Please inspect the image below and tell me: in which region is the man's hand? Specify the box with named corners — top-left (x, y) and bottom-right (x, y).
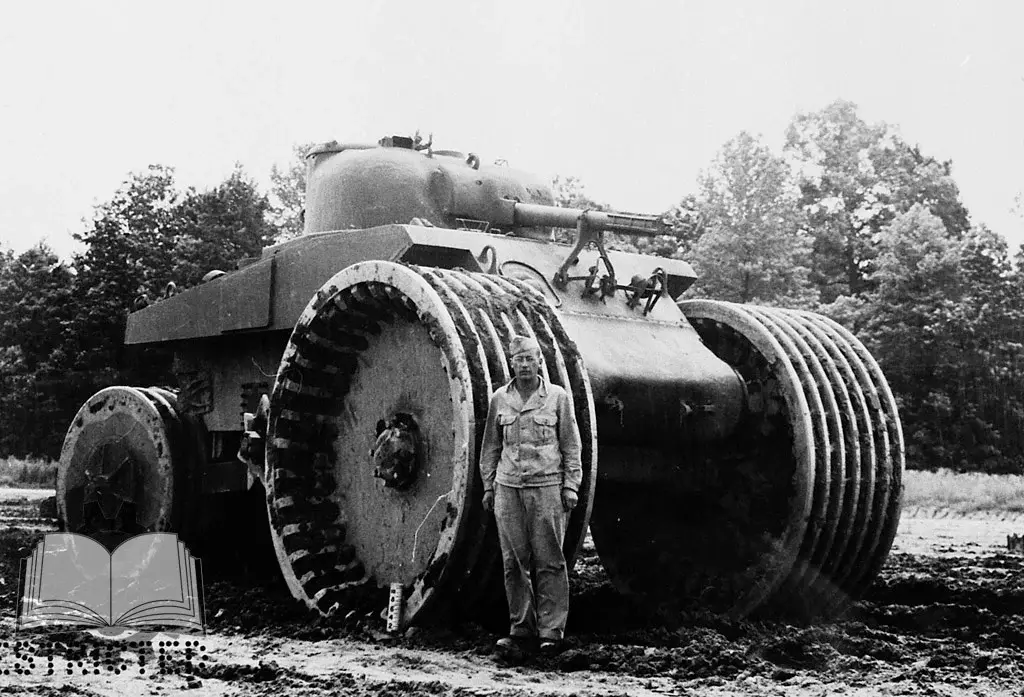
top-left (482, 491), bottom-right (495, 513)
top-left (561, 488), bottom-right (578, 512)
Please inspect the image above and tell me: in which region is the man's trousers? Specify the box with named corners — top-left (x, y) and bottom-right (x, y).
top-left (493, 483), bottom-right (569, 641)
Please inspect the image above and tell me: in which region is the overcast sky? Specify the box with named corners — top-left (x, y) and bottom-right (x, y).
top-left (1, 0), bottom-right (1021, 260)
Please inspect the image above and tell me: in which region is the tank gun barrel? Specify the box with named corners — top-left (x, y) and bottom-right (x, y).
top-left (506, 201), bottom-right (665, 237)
top-left (498, 200), bottom-right (668, 296)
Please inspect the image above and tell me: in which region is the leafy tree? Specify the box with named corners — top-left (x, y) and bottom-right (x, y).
top-left (548, 174), bottom-right (623, 248)
top-left (686, 132), bottom-right (816, 306)
top-left (70, 165), bottom-right (179, 376)
top-left (784, 100), bottom-right (970, 302)
top-left (269, 142), bottom-right (315, 240)
top-left (851, 205), bottom-right (965, 467)
top-left (0, 244), bottom-right (78, 456)
top-left (953, 225), bottom-right (1024, 468)
top-left (0, 163), bottom-right (279, 458)
top-left (0, 244), bottom-right (76, 372)
top-left (169, 165), bottom-right (276, 286)
top-left (884, 144), bottom-right (971, 236)
top-left (69, 163), bottom-right (273, 376)
top-left (550, 175), bottom-right (608, 211)
top-left (839, 205), bottom-right (1024, 471)
top-left (655, 193), bottom-right (707, 261)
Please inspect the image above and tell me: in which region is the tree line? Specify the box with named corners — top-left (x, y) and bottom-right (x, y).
top-left (0, 165), bottom-right (278, 456)
top-left (2, 100), bottom-right (1023, 473)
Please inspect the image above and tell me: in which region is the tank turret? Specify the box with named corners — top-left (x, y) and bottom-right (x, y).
top-left (304, 136), bottom-right (557, 239)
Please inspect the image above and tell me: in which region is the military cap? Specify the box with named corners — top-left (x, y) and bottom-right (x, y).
top-left (508, 335), bottom-right (540, 357)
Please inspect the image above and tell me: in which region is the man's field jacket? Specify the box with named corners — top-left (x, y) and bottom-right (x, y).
top-left (479, 376), bottom-right (583, 493)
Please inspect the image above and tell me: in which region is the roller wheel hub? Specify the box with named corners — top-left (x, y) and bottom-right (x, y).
top-left (57, 386), bottom-right (191, 547)
top-left (82, 447), bottom-right (135, 522)
top-left (371, 414), bottom-right (420, 490)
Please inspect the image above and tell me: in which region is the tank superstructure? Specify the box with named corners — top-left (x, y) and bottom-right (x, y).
top-left (55, 135), bottom-right (905, 627)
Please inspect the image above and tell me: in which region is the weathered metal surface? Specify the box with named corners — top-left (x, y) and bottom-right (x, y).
top-left (510, 203), bottom-right (664, 237)
top-left (797, 312), bottom-right (904, 612)
top-left (265, 262), bottom-right (474, 624)
top-left (747, 308), bottom-right (844, 613)
top-left (125, 225), bottom-right (697, 348)
top-left (304, 142), bottom-right (555, 237)
top-left (370, 415), bottom-right (420, 489)
top-left (220, 257), bottom-right (275, 332)
top-left (125, 257), bottom-right (275, 344)
top-left (555, 312), bottom-right (746, 450)
top-left (57, 386), bottom-right (179, 534)
top-left (171, 336), bottom-right (284, 432)
top-left (758, 308), bottom-right (854, 608)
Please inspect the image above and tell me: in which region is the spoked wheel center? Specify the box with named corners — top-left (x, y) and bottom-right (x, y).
top-left (77, 441), bottom-right (140, 532)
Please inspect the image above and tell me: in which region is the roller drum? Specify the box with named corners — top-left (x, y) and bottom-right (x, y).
top-left (672, 301), bottom-right (904, 616)
top-left (264, 261), bottom-right (597, 627)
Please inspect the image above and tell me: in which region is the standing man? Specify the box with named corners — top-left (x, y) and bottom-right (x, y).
top-left (479, 335), bottom-right (583, 656)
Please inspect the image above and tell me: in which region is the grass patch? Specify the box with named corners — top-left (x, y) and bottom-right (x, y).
top-left (2, 457), bottom-right (1022, 513)
top-left (903, 469), bottom-right (1024, 515)
top-left (0, 456), bottom-right (57, 489)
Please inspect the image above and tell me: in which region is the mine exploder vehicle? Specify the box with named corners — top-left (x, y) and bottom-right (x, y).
top-left (55, 134), bottom-right (904, 628)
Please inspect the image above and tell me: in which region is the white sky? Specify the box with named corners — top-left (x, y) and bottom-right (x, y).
top-left (1, 0), bottom-right (1022, 260)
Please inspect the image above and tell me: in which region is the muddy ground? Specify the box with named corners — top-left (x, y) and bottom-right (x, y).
top-left (1, 493), bottom-right (1023, 696)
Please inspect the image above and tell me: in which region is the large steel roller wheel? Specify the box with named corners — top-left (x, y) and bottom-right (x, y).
top-left (664, 300), bottom-right (904, 617)
top-left (265, 261), bottom-right (597, 626)
top-left (57, 386), bottom-right (194, 549)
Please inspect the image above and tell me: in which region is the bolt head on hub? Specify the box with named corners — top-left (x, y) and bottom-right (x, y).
top-left (371, 414), bottom-right (419, 489)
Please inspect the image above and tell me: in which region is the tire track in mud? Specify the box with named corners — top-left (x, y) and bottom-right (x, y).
top-left (3, 492), bottom-right (1024, 696)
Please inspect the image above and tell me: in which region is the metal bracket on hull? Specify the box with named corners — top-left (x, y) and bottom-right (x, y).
top-left (553, 215), bottom-right (668, 314)
top-left (552, 213), bottom-right (618, 299)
